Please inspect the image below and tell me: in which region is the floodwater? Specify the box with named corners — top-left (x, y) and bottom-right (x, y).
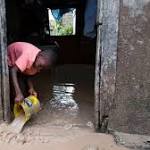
top-left (0, 64), bottom-right (95, 143)
top-left (32, 64), bottom-right (95, 127)
top-left (0, 64), bottom-right (129, 150)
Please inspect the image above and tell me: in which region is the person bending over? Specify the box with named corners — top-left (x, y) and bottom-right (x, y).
top-left (7, 42), bottom-right (59, 103)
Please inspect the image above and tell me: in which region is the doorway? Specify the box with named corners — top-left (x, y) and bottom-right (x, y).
top-left (0, 0), bottom-right (120, 134)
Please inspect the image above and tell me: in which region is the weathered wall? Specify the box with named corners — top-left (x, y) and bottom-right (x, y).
top-left (109, 0), bottom-right (150, 134)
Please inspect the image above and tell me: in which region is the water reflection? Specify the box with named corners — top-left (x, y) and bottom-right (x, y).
top-left (49, 83), bottom-right (79, 116)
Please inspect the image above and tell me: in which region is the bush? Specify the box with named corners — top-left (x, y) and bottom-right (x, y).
top-left (56, 21), bottom-right (73, 36)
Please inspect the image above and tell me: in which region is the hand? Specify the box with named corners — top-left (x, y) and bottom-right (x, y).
top-left (15, 93), bottom-right (24, 103)
top-left (28, 88), bottom-right (38, 97)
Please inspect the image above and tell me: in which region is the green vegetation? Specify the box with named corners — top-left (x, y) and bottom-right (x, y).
top-left (55, 21), bottom-right (73, 36)
top-left (50, 20), bottom-right (73, 36)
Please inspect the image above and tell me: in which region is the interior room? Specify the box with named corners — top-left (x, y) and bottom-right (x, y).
top-left (5, 0), bottom-right (97, 141)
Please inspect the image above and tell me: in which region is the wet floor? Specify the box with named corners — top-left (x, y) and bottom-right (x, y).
top-left (32, 64), bottom-right (95, 127)
top-left (0, 64), bottom-right (96, 144)
top-left (0, 64), bottom-right (130, 149)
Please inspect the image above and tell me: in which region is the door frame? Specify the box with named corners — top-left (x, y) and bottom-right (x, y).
top-left (95, 0), bottom-right (120, 132)
top-left (0, 0), bottom-right (120, 127)
top-left (0, 0), bottom-right (11, 122)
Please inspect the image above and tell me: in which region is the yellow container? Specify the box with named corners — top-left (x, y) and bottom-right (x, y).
top-left (14, 95), bottom-right (40, 122)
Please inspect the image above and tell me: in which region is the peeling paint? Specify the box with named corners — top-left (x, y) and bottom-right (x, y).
top-left (123, 0), bottom-right (150, 17)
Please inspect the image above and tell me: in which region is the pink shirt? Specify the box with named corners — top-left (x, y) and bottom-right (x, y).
top-left (7, 42), bottom-right (41, 75)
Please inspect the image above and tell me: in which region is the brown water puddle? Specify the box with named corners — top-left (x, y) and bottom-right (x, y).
top-left (0, 65), bottom-right (95, 144)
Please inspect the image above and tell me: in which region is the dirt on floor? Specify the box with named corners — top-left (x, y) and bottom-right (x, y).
top-left (0, 126), bottom-right (129, 150)
top-left (0, 65), bottom-right (129, 150)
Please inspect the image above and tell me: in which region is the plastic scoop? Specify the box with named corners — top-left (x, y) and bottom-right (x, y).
top-left (10, 95), bottom-right (40, 133)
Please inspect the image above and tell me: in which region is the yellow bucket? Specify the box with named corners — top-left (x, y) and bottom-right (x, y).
top-left (13, 95), bottom-right (41, 122)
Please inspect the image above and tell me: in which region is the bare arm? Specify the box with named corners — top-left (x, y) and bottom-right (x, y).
top-left (10, 66), bottom-right (24, 102)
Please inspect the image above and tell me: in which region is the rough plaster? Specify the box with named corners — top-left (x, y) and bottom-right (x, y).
top-left (123, 0), bottom-right (150, 17)
top-left (109, 0), bottom-right (150, 135)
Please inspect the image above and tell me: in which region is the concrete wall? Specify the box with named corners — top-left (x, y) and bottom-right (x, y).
top-left (109, 0), bottom-right (150, 135)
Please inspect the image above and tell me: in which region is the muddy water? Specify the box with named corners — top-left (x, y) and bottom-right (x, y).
top-left (32, 64), bottom-right (95, 127)
top-left (0, 65), bottom-right (130, 150)
top-left (29, 65), bottom-right (94, 127)
top-left (0, 64), bottom-right (95, 144)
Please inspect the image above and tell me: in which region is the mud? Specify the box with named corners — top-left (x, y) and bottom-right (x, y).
top-left (0, 132), bottom-right (129, 150)
top-left (0, 65), bottom-right (129, 150)
top-left (0, 65), bottom-right (95, 143)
